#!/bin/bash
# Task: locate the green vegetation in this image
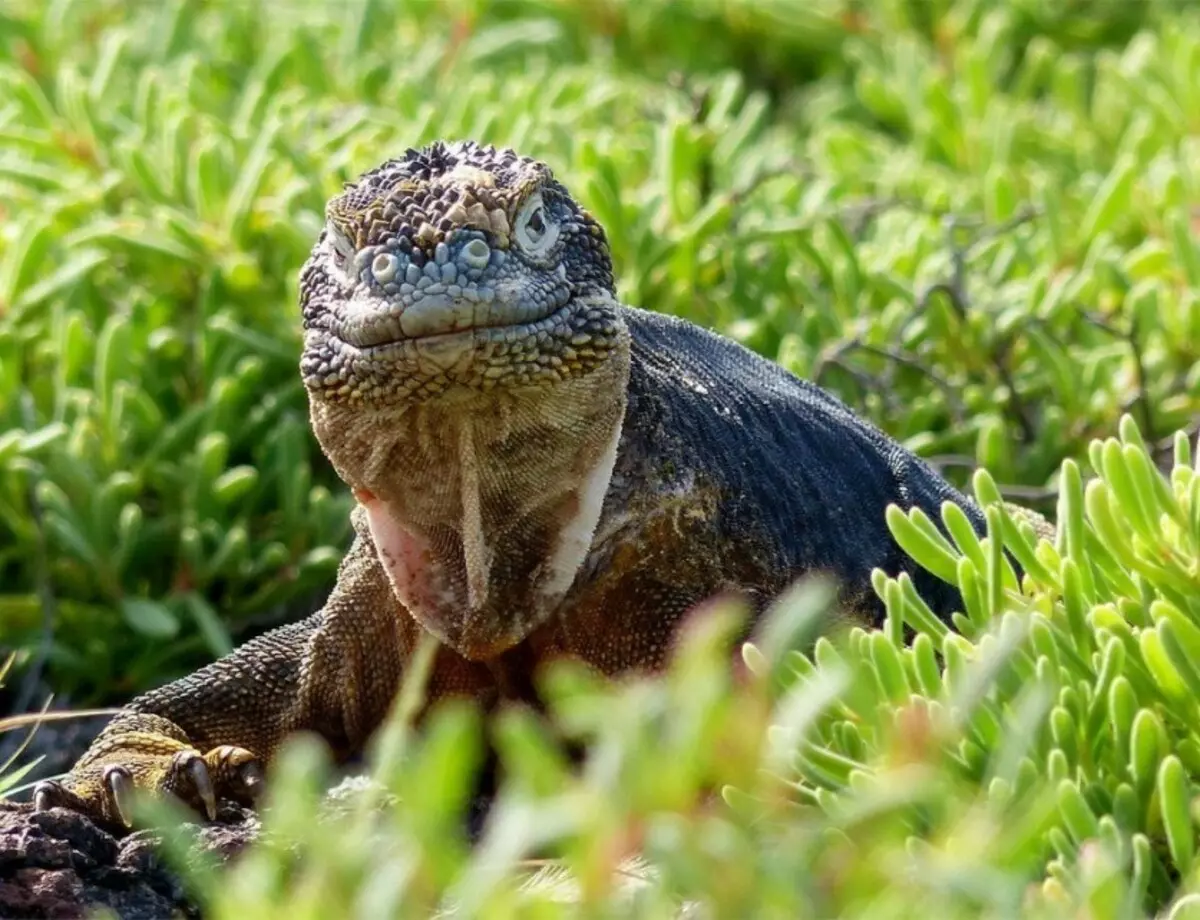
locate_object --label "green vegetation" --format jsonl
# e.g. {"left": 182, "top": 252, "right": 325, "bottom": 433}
{"left": 155, "top": 424, "right": 1200, "bottom": 918}
{"left": 3, "top": 0, "right": 1200, "bottom": 915}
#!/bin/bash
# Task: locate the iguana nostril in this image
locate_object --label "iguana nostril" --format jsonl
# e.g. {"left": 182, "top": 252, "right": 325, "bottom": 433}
{"left": 372, "top": 252, "right": 399, "bottom": 282}
{"left": 463, "top": 239, "right": 490, "bottom": 269}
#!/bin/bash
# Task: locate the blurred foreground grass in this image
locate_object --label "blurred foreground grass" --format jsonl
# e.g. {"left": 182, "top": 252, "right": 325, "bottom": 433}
{"left": 149, "top": 421, "right": 1200, "bottom": 919}
{"left": 4, "top": 0, "right": 1200, "bottom": 916}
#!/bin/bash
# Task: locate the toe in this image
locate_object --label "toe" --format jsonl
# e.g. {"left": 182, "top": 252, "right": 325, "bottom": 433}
{"left": 33, "top": 780, "right": 65, "bottom": 813}
{"left": 103, "top": 765, "right": 136, "bottom": 828}
{"left": 172, "top": 750, "right": 216, "bottom": 821}
{"left": 33, "top": 779, "right": 95, "bottom": 817}
{"left": 206, "top": 746, "right": 264, "bottom": 805}
{"left": 236, "top": 760, "right": 265, "bottom": 801}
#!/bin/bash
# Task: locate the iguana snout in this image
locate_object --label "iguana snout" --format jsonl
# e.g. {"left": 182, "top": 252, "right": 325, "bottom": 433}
{"left": 324, "top": 228, "right": 572, "bottom": 347}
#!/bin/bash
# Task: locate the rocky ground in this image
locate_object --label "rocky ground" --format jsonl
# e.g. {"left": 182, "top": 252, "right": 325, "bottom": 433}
{"left": 0, "top": 800, "right": 259, "bottom": 920}
{"left": 0, "top": 683, "right": 477, "bottom": 918}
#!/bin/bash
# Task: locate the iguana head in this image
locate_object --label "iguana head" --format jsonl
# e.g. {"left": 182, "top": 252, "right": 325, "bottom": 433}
{"left": 299, "top": 141, "right": 631, "bottom": 661}
{"left": 299, "top": 140, "right": 621, "bottom": 404}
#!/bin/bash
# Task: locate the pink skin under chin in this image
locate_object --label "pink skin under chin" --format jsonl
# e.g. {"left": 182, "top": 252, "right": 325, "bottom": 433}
{"left": 353, "top": 488, "right": 446, "bottom": 627}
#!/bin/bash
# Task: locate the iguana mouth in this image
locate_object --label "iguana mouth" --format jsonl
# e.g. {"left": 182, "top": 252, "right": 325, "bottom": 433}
{"left": 333, "top": 291, "right": 573, "bottom": 349}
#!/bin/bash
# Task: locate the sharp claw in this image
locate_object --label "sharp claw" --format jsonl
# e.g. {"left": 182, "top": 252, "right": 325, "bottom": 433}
{"left": 239, "top": 761, "right": 264, "bottom": 799}
{"left": 104, "top": 766, "right": 135, "bottom": 828}
{"left": 33, "top": 782, "right": 56, "bottom": 812}
{"left": 187, "top": 755, "right": 217, "bottom": 821}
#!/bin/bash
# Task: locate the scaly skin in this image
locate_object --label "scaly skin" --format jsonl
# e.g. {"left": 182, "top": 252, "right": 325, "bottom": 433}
{"left": 35, "top": 141, "right": 1050, "bottom": 828}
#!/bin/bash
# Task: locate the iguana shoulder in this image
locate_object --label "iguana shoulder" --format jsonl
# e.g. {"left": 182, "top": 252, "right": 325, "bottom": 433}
{"left": 575, "top": 306, "right": 983, "bottom": 631}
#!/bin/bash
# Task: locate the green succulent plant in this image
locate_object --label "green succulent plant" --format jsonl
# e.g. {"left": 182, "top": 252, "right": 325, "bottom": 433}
{"left": 4, "top": 0, "right": 1200, "bottom": 915}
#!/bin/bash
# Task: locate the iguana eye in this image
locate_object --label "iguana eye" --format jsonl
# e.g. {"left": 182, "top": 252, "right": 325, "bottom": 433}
{"left": 327, "top": 227, "right": 357, "bottom": 268}
{"left": 515, "top": 194, "right": 559, "bottom": 255}
{"left": 371, "top": 252, "right": 399, "bottom": 283}
{"left": 527, "top": 209, "right": 546, "bottom": 238}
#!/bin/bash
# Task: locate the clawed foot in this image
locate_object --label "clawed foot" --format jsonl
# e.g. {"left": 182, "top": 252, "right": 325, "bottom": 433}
{"left": 34, "top": 745, "right": 263, "bottom": 829}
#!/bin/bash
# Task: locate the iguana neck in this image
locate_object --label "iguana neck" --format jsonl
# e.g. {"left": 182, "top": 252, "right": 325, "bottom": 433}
{"left": 308, "top": 333, "right": 632, "bottom": 659}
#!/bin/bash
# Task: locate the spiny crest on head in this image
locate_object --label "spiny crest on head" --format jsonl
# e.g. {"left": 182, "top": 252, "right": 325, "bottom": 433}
{"left": 326, "top": 140, "right": 553, "bottom": 252}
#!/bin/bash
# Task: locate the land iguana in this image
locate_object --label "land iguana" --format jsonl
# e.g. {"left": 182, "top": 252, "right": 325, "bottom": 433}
{"left": 34, "top": 141, "right": 1045, "bottom": 828}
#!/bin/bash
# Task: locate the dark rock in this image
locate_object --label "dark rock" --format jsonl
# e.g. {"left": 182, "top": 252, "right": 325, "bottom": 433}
{"left": 29, "top": 808, "right": 120, "bottom": 867}
{"left": 10, "top": 868, "right": 85, "bottom": 919}
{"left": 0, "top": 771, "right": 412, "bottom": 917}
{"left": 0, "top": 800, "right": 260, "bottom": 919}
{"left": 113, "top": 832, "right": 166, "bottom": 878}
{"left": 192, "top": 806, "right": 261, "bottom": 864}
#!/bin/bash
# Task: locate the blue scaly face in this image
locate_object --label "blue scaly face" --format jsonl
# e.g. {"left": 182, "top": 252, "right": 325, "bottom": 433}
{"left": 299, "top": 140, "right": 621, "bottom": 406}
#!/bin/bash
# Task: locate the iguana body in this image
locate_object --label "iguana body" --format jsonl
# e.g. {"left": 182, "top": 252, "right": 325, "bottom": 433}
{"left": 36, "top": 141, "right": 1023, "bottom": 827}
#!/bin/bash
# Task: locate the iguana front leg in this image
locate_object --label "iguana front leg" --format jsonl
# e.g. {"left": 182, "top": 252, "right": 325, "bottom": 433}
{"left": 35, "top": 516, "right": 493, "bottom": 828}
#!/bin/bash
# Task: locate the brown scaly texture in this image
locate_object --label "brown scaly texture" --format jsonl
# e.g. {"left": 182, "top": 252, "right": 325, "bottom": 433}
{"left": 35, "top": 140, "right": 1053, "bottom": 827}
